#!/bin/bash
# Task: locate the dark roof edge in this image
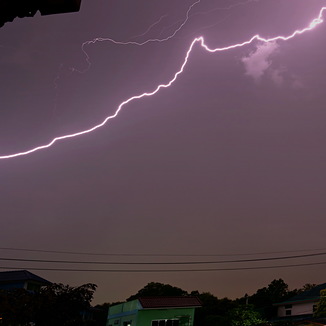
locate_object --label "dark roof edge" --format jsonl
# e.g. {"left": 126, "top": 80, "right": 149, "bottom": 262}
{"left": 0, "top": 270, "right": 51, "bottom": 284}
{"left": 138, "top": 296, "right": 202, "bottom": 308}
{"left": 274, "top": 297, "right": 320, "bottom": 306}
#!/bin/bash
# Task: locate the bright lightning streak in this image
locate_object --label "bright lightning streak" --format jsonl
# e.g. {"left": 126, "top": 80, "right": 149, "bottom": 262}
{"left": 0, "top": 7, "right": 325, "bottom": 160}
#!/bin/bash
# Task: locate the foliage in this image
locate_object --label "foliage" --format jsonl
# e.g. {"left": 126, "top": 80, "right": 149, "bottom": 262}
{"left": 93, "top": 302, "right": 121, "bottom": 326}
{"left": 0, "top": 288, "right": 34, "bottom": 325}
{"left": 125, "top": 279, "right": 313, "bottom": 325}
{"left": 35, "top": 283, "right": 97, "bottom": 326}
{"left": 249, "top": 279, "right": 296, "bottom": 319}
{"left": 228, "top": 305, "right": 265, "bottom": 326}
{"left": 314, "top": 289, "right": 326, "bottom": 318}
{"left": 0, "top": 278, "right": 315, "bottom": 326}
{"left": 194, "top": 292, "right": 235, "bottom": 326}
{"left": 271, "top": 321, "right": 295, "bottom": 326}
{"left": 127, "top": 282, "right": 188, "bottom": 301}
{"left": 0, "top": 283, "right": 97, "bottom": 326}
{"left": 299, "top": 283, "right": 317, "bottom": 293}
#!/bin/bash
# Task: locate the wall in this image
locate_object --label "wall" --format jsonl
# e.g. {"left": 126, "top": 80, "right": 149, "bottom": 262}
{"left": 137, "top": 308, "right": 196, "bottom": 326}
{"left": 277, "top": 301, "right": 317, "bottom": 317}
{"left": 107, "top": 300, "right": 141, "bottom": 326}
{"left": 0, "top": 281, "right": 26, "bottom": 290}
{"left": 107, "top": 301, "right": 198, "bottom": 326}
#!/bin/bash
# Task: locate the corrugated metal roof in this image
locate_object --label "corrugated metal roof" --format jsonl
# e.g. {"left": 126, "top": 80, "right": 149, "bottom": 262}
{"left": 275, "top": 283, "right": 326, "bottom": 306}
{"left": 139, "top": 296, "right": 202, "bottom": 309}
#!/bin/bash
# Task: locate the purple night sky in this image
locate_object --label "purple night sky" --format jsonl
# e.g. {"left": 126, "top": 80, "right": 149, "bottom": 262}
{"left": 0, "top": 0, "right": 326, "bottom": 304}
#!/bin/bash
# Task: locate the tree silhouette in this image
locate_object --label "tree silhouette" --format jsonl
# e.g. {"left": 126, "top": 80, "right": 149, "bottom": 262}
{"left": 0, "top": 283, "right": 97, "bottom": 326}
{"left": 127, "top": 282, "right": 188, "bottom": 301}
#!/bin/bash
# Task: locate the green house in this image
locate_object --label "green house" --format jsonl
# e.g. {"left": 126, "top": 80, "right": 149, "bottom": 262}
{"left": 107, "top": 296, "right": 202, "bottom": 326}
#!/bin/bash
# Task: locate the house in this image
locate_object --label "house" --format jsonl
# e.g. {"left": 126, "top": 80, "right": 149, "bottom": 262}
{"left": 107, "top": 296, "right": 202, "bottom": 326}
{"left": 0, "top": 270, "right": 51, "bottom": 292}
{"left": 274, "top": 283, "right": 326, "bottom": 322}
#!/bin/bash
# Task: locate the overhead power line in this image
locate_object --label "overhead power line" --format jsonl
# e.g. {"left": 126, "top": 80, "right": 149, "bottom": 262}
{"left": 0, "top": 247, "right": 325, "bottom": 257}
{"left": 0, "top": 252, "right": 325, "bottom": 265}
{"left": 1, "top": 261, "right": 326, "bottom": 273}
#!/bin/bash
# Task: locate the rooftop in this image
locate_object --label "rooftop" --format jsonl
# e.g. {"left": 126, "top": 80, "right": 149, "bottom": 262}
{"left": 0, "top": 270, "right": 51, "bottom": 285}
{"left": 139, "top": 296, "right": 202, "bottom": 309}
{"left": 275, "top": 283, "right": 326, "bottom": 305}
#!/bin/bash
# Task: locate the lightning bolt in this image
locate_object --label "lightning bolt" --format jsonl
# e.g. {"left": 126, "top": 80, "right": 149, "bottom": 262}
{"left": 0, "top": 6, "right": 325, "bottom": 160}
{"left": 75, "top": 0, "right": 202, "bottom": 73}
{"left": 77, "top": 0, "right": 256, "bottom": 72}
{"left": 152, "top": 0, "right": 255, "bottom": 41}
{"left": 126, "top": 14, "right": 168, "bottom": 41}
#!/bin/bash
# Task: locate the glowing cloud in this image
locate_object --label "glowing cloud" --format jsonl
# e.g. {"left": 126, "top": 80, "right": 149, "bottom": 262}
{"left": 242, "top": 42, "right": 279, "bottom": 82}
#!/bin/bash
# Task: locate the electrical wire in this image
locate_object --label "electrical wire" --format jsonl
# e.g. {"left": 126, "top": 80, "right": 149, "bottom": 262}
{"left": 0, "top": 247, "right": 325, "bottom": 257}
{"left": 0, "top": 252, "right": 325, "bottom": 265}
{"left": 0, "top": 260, "right": 325, "bottom": 273}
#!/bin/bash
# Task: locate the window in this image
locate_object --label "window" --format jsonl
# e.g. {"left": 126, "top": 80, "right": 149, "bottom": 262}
{"left": 151, "top": 320, "right": 179, "bottom": 326}
{"left": 284, "top": 304, "right": 292, "bottom": 316}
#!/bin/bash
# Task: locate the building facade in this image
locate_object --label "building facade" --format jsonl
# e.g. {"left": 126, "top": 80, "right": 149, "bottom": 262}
{"left": 107, "top": 297, "right": 202, "bottom": 326}
{"left": 275, "top": 283, "right": 326, "bottom": 320}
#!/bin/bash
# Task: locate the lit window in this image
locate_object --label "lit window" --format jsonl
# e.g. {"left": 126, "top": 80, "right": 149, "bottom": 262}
{"left": 123, "top": 321, "right": 132, "bottom": 326}
{"left": 151, "top": 320, "right": 179, "bottom": 326}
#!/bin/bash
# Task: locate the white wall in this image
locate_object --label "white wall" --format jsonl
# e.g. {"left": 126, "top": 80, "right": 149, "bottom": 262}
{"left": 277, "top": 301, "right": 317, "bottom": 317}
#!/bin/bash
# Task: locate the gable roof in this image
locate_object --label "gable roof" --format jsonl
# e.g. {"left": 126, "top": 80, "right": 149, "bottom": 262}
{"left": 0, "top": 270, "right": 51, "bottom": 285}
{"left": 275, "top": 283, "right": 326, "bottom": 306}
{"left": 139, "top": 296, "right": 202, "bottom": 309}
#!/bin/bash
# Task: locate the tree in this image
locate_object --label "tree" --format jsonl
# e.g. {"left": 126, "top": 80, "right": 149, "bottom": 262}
{"left": 194, "top": 292, "right": 235, "bottom": 326}
{"left": 299, "top": 283, "right": 317, "bottom": 293}
{"left": 0, "top": 288, "right": 34, "bottom": 326}
{"left": 228, "top": 305, "right": 265, "bottom": 326}
{"left": 35, "top": 283, "right": 97, "bottom": 326}
{"left": 314, "top": 289, "right": 326, "bottom": 318}
{"left": 127, "top": 282, "right": 188, "bottom": 301}
{"left": 249, "top": 279, "right": 293, "bottom": 319}
{"left": 93, "top": 302, "right": 122, "bottom": 326}
{"left": 0, "top": 283, "right": 97, "bottom": 326}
